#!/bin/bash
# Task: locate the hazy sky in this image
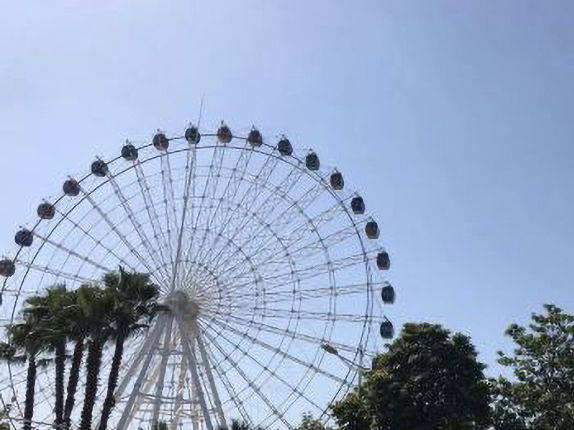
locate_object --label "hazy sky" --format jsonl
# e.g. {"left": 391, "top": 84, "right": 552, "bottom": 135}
{"left": 1, "top": 0, "right": 573, "bottom": 381}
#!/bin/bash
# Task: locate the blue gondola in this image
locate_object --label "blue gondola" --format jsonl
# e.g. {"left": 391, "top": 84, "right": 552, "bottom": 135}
{"left": 306, "top": 152, "right": 320, "bottom": 171}
{"left": 91, "top": 160, "right": 108, "bottom": 177}
{"left": 37, "top": 203, "right": 55, "bottom": 220}
{"left": 0, "top": 260, "right": 15, "bottom": 278}
{"left": 351, "top": 196, "right": 365, "bottom": 214}
{"left": 377, "top": 251, "right": 390, "bottom": 270}
{"left": 380, "top": 319, "right": 394, "bottom": 339}
{"left": 121, "top": 144, "right": 138, "bottom": 161}
{"left": 217, "top": 123, "right": 233, "bottom": 144}
{"left": 277, "top": 137, "right": 293, "bottom": 156}
{"left": 381, "top": 284, "right": 395, "bottom": 304}
{"left": 15, "top": 229, "right": 33, "bottom": 247}
{"left": 330, "top": 172, "right": 344, "bottom": 190}
{"left": 63, "top": 179, "right": 80, "bottom": 197}
{"left": 153, "top": 132, "right": 169, "bottom": 150}
{"left": 365, "top": 220, "right": 379, "bottom": 239}
{"left": 247, "top": 128, "right": 263, "bottom": 147}
{"left": 185, "top": 126, "right": 201, "bottom": 145}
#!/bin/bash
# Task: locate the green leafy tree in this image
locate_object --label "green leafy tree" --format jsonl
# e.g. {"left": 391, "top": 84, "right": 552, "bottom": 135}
{"left": 332, "top": 323, "right": 491, "bottom": 430}
{"left": 491, "top": 304, "right": 574, "bottom": 430}
{"left": 217, "top": 419, "right": 265, "bottom": 430}
{"left": 331, "top": 387, "right": 370, "bottom": 430}
{"left": 98, "top": 268, "right": 161, "bottom": 430}
{"left": 294, "top": 413, "right": 332, "bottom": 430}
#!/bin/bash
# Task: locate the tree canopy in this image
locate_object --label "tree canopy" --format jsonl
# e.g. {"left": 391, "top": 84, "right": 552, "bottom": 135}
{"left": 293, "top": 413, "right": 332, "bottom": 430}
{"left": 332, "top": 323, "right": 492, "bottom": 430}
{"left": 491, "top": 304, "right": 574, "bottom": 430}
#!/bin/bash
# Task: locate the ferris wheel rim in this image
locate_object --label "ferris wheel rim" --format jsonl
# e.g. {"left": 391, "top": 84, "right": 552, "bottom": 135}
{"left": 3, "top": 134, "right": 379, "bottom": 314}
{"left": 0, "top": 124, "right": 392, "bottom": 430}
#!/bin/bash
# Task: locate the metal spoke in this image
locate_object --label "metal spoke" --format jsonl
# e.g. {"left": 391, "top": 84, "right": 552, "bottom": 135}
{"left": 199, "top": 163, "right": 305, "bottom": 272}
{"left": 188, "top": 145, "right": 225, "bottom": 267}
{"left": 223, "top": 314, "right": 376, "bottom": 356}
{"left": 134, "top": 159, "right": 174, "bottom": 275}
{"left": 194, "top": 143, "right": 253, "bottom": 265}
{"left": 198, "top": 154, "right": 279, "bottom": 267}
{"left": 54, "top": 205, "right": 138, "bottom": 272}
{"left": 160, "top": 150, "right": 180, "bottom": 265}
{"left": 201, "top": 341, "right": 253, "bottom": 427}
{"left": 171, "top": 145, "right": 197, "bottom": 292}
{"left": 78, "top": 185, "right": 159, "bottom": 282}
{"left": 13, "top": 258, "right": 95, "bottom": 284}
{"left": 105, "top": 170, "right": 171, "bottom": 282}
{"left": 30, "top": 231, "right": 111, "bottom": 273}
{"left": 202, "top": 323, "right": 327, "bottom": 422}
{"left": 217, "top": 251, "right": 369, "bottom": 295}
{"left": 201, "top": 326, "right": 293, "bottom": 430}
{"left": 210, "top": 318, "right": 349, "bottom": 386}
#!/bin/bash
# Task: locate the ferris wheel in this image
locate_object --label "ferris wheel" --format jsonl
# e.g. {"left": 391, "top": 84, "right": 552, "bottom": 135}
{"left": 0, "top": 122, "right": 395, "bottom": 430}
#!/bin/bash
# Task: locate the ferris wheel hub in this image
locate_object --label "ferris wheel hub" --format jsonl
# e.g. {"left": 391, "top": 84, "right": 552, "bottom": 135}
{"left": 166, "top": 290, "right": 201, "bottom": 319}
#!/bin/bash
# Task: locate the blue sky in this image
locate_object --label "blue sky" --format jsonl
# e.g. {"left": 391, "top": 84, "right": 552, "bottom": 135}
{"left": 1, "top": 0, "right": 573, "bottom": 382}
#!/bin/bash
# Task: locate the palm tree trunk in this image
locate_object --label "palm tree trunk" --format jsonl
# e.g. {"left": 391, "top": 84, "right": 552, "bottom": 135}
{"left": 98, "top": 333, "right": 126, "bottom": 430}
{"left": 64, "top": 339, "right": 84, "bottom": 429}
{"left": 23, "top": 355, "right": 37, "bottom": 430}
{"left": 79, "top": 339, "right": 103, "bottom": 430}
{"left": 54, "top": 337, "right": 66, "bottom": 428}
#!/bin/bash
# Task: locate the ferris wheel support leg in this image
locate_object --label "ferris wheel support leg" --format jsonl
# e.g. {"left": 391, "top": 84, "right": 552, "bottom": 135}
{"left": 116, "top": 315, "right": 166, "bottom": 430}
{"left": 196, "top": 328, "right": 227, "bottom": 429}
{"left": 170, "top": 350, "right": 188, "bottom": 430}
{"left": 191, "top": 390, "right": 200, "bottom": 430}
{"left": 176, "top": 316, "right": 214, "bottom": 430}
{"left": 113, "top": 318, "right": 166, "bottom": 400}
{"left": 201, "top": 341, "right": 253, "bottom": 427}
{"left": 151, "top": 315, "right": 174, "bottom": 427}
{"left": 124, "top": 361, "right": 163, "bottom": 429}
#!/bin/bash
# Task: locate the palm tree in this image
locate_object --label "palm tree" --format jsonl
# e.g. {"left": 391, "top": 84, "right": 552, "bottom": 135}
{"left": 98, "top": 268, "right": 161, "bottom": 430}
{"left": 63, "top": 289, "right": 91, "bottom": 430}
{"left": 78, "top": 285, "right": 116, "bottom": 430}
{"left": 23, "top": 286, "right": 73, "bottom": 429}
{"left": 0, "top": 345, "right": 19, "bottom": 430}
{"left": 1, "top": 288, "right": 90, "bottom": 430}
{"left": 0, "top": 341, "right": 19, "bottom": 362}
{"left": 6, "top": 321, "right": 50, "bottom": 430}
